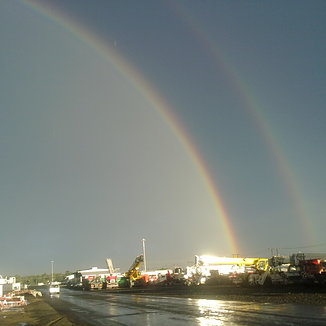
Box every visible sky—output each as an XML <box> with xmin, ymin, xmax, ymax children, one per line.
<box><xmin>1</xmin><ymin>0</ymin><xmax>326</xmax><ymax>275</ymax></box>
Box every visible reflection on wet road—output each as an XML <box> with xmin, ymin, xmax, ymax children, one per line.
<box><xmin>48</xmin><ymin>288</ymin><xmax>326</xmax><ymax>325</ymax></box>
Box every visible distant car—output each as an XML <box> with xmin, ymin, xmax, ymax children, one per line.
<box><xmin>49</xmin><ymin>284</ymin><xmax>60</xmax><ymax>294</ymax></box>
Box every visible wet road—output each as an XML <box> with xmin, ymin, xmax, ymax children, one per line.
<box><xmin>47</xmin><ymin>288</ymin><xmax>326</xmax><ymax>325</ymax></box>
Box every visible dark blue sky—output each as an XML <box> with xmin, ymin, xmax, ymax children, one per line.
<box><xmin>1</xmin><ymin>0</ymin><xmax>326</xmax><ymax>275</ymax></box>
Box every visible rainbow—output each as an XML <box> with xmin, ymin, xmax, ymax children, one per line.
<box><xmin>21</xmin><ymin>0</ymin><xmax>239</xmax><ymax>254</ymax></box>
<box><xmin>170</xmin><ymin>2</ymin><xmax>315</xmax><ymax>244</ymax></box>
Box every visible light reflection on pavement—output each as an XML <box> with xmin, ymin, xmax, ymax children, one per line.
<box><xmin>195</xmin><ymin>298</ymin><xmax>326</xmax><ymax>325</ymax></box>
<box><xmin>46</xmin><ymin>288</ymin><xmax>326</xmax><ymax>325</ymax></box>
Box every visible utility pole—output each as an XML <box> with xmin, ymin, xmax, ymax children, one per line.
<box><xmin>142</xmin><ymin>238</ymin><xmax>147</xmax><ymax>272</ymax></box>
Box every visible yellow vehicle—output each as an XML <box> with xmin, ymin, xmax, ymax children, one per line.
<box><xmin>242</xmin><ymin>258</ymin><xmax>269</xmax><ymax>271</ymax></box>
<box><xmin>126</xmin><ymin>254</ymin><xmax>144</xmax><ymax>279</ymax></box>
<box><xmin>186</xmin><ymin>255</ymin><xmax>269</xmax><ymax>285</ymax></box>
<box><xmin>119</xmin><ymin>255</ymin><xmax>144</xmax><ymax>287</ymax></box>
<box><xmin>195</xmin><ymin>255</ymin><xmax>268</xmax><ymax>273</ymax></box>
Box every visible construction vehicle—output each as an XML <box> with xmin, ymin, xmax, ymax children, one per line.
<box><xmin>85</xmin><ymin>276</ymin><xmax>107</xmax><ymax>290</ymax></box>
<box><xmin>167</xmin><ymin>267</ymin><xmax>188</xmax><ymax>286</ymax></box>
<box><xmin>229</xmin><ymin>258</ymin><xmax>269</xmax><ymax>285</ymax></box>
<box><xmin>119</xmin><ymin>255</ymin><xmax>144</xmax><ymax>288</ymax></box>
<box><xmin>185</xmin><ymin>255</ymin><xmax>268</xmax><ymax>285</ymax></box>
<box><xmin>245</xmin><ymin>253</ymin><xmax>326</xmax><ymax>286</ymax></box>
<box><xmin>77</xmin><ymin>266</ymin><xmax>114</xmax><ymax>290</ymax></box>
<box><xmin>65</xmin><ymin>272</ymin><xmax>83</xmax><ymax>289</ymax></box>
<box><xmin>300</xmin><ymin>259</ymin><xmax>326</xmax><ymax>284</ymax></box>
<box><xmin>104</xmin><ymin>258</ymin><xmax>119</xmax><ymax>288</ymax></box>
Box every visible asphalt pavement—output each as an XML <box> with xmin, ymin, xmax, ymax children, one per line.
<box><xmin>44</xmin><ymin>288</ymin><xmax>326</xmax><ymax>325</ymax></box>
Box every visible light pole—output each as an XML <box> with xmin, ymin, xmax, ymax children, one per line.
<box><xmin>51</xmin><ymin>260</ymin><xmax>54</xmax><ymax>284</ymax></box>
<box><xmin>142</xmin><ymin>238</ymin><xmax>147</xmax><ymax>272</ymax></box>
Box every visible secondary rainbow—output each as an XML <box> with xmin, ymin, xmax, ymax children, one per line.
<box><xmin>170</xmin><ymin>2</ymin><xmax>315</xmax><ymax>244</ymax></box>
<box><xmin>21</xmin><ymin>0</ymin><xmax>239</xmax><ymax>254</ymax></box>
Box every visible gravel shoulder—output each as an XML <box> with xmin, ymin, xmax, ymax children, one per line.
<box><xmin>0</xmin><ymin>295</ymin><xmax>75</xmax><ymax>326</ymax></box>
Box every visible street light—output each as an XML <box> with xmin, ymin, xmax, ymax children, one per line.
<box><xmin>51</xmin><ymin>260</ymin><xmax>54</xmax><ymax>284</ymax></box>
<box><xmin>142</xmin><ymin>238</ymin><xmax>147</xmax><ymax>272</ymax></box>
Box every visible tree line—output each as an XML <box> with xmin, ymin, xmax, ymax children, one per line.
<box><xmin>14</xmin><ymin>271</ymin><xmax>72</xmax><ymax>286</ymax></box>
